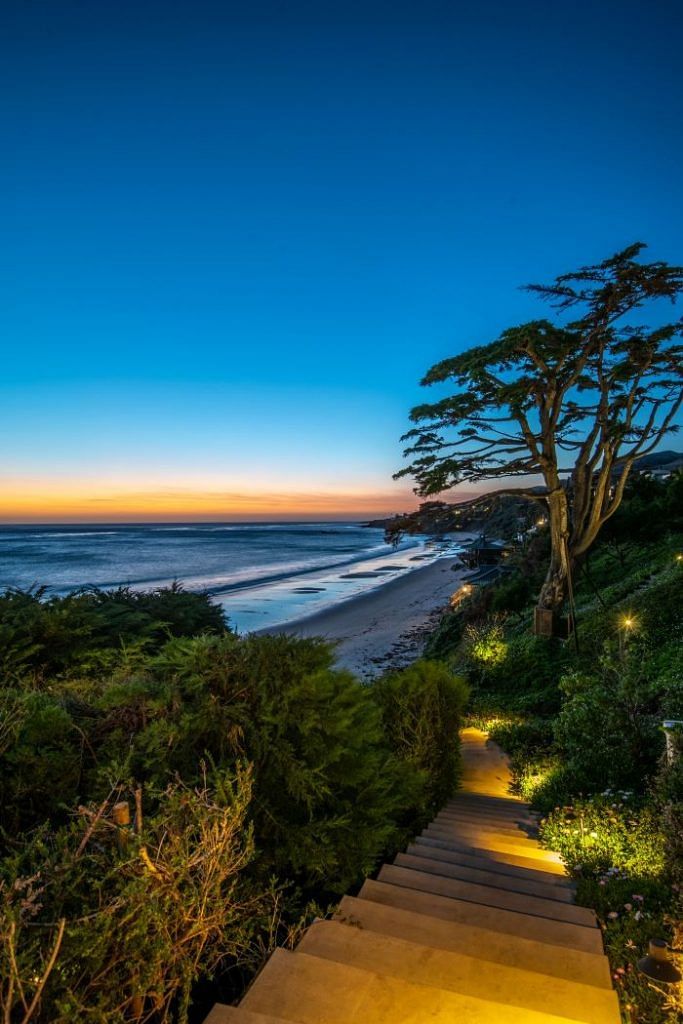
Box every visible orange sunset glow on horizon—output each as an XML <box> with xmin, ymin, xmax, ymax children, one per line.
<box><xmin>0</xmin><ymin>479</ymin><xmax>436</xmax><ymax>524</ymax></box>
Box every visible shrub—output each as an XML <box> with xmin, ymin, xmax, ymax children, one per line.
<box><xmin>462</xmin><ymin>618</ymin><xmax>508</xmax><ymax>669</ymax></box>
<box><xmin>554</xmin><ymin>652</ymin><xmax>666</xmax><ymax>794</ymax></box>
<box><xmin>539</xmin><ymin>794</ymin><xmax>667</xmax><ymax>880</ymax></box>
<box><xmin>0</xmin><ymin>764</ymin><xmax>273</xmax><ymax>1024</ymax></box>
<box><xmin>1</xmin><ymin>624</ymin><xmax>450</xmax><ymax>1020</ymax></box>
<box><xmin>235</xmin><ymin>634</ymin><xmax>421</xmax><ymax>894</ymax></box>
<box><xmin>0</xmin><ymin>585</ymin><xmax>228</xmax><ymax>680</ymax></box>
<box><xmin>490</xmin><ymin>576</ymin><xmax>534</xmax><ymax>617</ymax></box>
<box><xmin>0</xmin><ymin>692</ymin><xmax>83</xmax><ymax>833</ymax></box>
<box><xmin>373</xmin><ymin>660</ymin><xmax>469</xmax><ymax>813</ymax></box>
<box><xmin>1</xmin><ymin>630</ymin><xmax>433</xmax><ymax>901</ymax></box>
<box><xmin>458</xmin><ymin>622</ymin><xmax>567</xmax><ymax>716</ymax></box>
<box><xmin>423</xmin><ymin>607</ymin><xmax>466</xmax><ymax>660</ymax></box>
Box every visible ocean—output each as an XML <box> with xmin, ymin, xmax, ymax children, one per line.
<box><xmin>0</xmin><ymin>522</ymin><xmax>465</xmax><ymax>632</ymax></box>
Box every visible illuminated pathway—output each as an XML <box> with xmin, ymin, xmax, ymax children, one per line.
<box><xmin>204</xmin><ymin>728</ymin><xmax>620</xmax><ymax>1024</ymax></box>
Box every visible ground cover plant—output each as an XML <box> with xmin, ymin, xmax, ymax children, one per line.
<box><xmin>0</xmin><ymin>583</ymin><xmax>468</xmax><ymax>1022</ymax></box>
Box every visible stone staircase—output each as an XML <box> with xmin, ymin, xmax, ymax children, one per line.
<box><xmin>203</xmin><ymin>728</ymin><xmax>620</xmax><ymax>1024</ymax></box>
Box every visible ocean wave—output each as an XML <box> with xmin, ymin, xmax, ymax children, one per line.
<box><xmin>2</xmin><ymin>531</ymin><xmax>120</xmax><ymax>539</ymax></box>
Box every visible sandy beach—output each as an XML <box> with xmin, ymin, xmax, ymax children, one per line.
<box><xmin>263</xmin><ymin>555</ymin><xmax>469</xmax><ymax>679</ymax></box>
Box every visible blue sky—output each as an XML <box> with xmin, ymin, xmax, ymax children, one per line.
<box><xmin>2</xmin><ymin>0</ymin><xmax>682</xmax><ymax>519</ymax></box>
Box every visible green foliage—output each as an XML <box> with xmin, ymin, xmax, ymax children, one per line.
<box><xmin>1</xmin><ymin>629</ymin><xmax>435</xmax><ymax>899</ymax></box>
<box><xmin>0</xmin><ymin>693</ymin><xmax>83</xmax><ymax>833</ymax></box>
<box><xmin>373</xmin><ymin>661</ymin><xmax>469</xmax><ymax>813</ymax></box>
<box><xmin>539</xmin><ymin>794</ymin><xmax>667</xmax><ymax>880</ymax></box>
<box><xmin>456</xmin><ymin>620</ymin><xmax>568</xmax><ymax>718</ymax></box>
<box><xmin>0</xmin><ymin>765</ymin><xmax>273</xmax><ymax>1024</ymax></box>
<box><xmin>600</xmin><ymin>471</ymin><xmax>683</xmax><ymax>547</ymax></box>
<box><xmin>462</xmin><ymin>619</ymin><xmax>508</xmax><ymax>667</ymax></box>
<box><xmin>0</xmin><ymin>584</ymin><xmax>227</xmax><ymax>679</ymax></box>
<box><xmin>423</xmin><ymin>607</ymin><xmax>466</xmax><ymax>660</ymax></box>
<box><xmin>489</xmin><ymin>575</ymin><xmax>533</xmax><ymax>617</ymax></box>
<box><xmin>0</xmin><ymin>585</ymin><xmax>471</xmax><ymax>1019</ymax></box>
<box><xmin>234</xmin><ymin>634</ymin><xmax>422</xmax><ymax>894</ymax></box>
<box><xmin>539</xmin><ymin>793</ymin><xmax>679</xmax><ymax>1024</ymax></box>
<box><xmin>554</xmin><ymin>652</ymin><xmax>667</xmax><ymax>793</ymax></box>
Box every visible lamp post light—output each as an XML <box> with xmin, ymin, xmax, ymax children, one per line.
<box><xmin>618</xmin><ymin>615</ymin><xmax>636</xmax><ymax>659</ymax></box>
<box><xmin>637</xmin><ymin>939</ymin><xmax>682</xmax><ymax>985</ymax></box>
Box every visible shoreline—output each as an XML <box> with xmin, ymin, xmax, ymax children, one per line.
<box><xmin>259</xmin><ymin>555</ymin><xmax>468</xmax><ymax>679</ymax></box>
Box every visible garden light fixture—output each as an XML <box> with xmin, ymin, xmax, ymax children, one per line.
<box><xmin>618</xmin><ymin>614</ymin><xmax>637</xmax><ymax>658</ymax></box>
<box><xmin>637</xmin><ymin>939</ymin><xmax>682</xmax><ymax>985</ymax></box>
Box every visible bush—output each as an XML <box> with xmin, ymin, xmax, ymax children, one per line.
<box><xmin>457</xmin><ymin>621</ymin><xmax>567</xmax><ymax>717</ymax></box>
<box><xmin>234</xmin><ymin>635</ymin><xmax>422</xmax><ymax>894</ymax></box>
<box><xmin>0</xmin><ymin>765</ymin><xmax>274</xmax><ymax>1024</ymax></box>
<box><xmin>0</xmin><ymin>585</ymin><xmax>228</xmax><ymax>680</ymax></box>
<box><xmin>490</xmin><ymin>576</ymin><xmax>534</xmax><ymax>617</ymax></box>
<box><xmin>539</xmin><ymin>794</ymin><xmax>667</xmax><ymax>880</ymax></box>
<box><xmin>423</xmin><ymin>607</ymin><xmax>466</xmax><ymax>660</ymax></box>
<box><xmin>373</xmin><ymin>660</ymin><xmax>469</xmax><ymax>813</ymax></box>
<box><xmin>554</xmin><ymin>651</ymin><xmax>666</xmax><ymax>794</ymax></box>
<box><xmin>1</xmin><ymin>631</ymin><xmax>430</xmax><ymax>899</ymax></box>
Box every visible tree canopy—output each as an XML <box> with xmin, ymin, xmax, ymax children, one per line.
<box><xmin>397</xmin><ymin>244</ymin><xmax>683</xmax><ymax>623</ymax></box>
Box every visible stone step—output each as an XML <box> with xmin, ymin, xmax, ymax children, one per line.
<box><xmin>378</xmin><ymin>862</ymin><xmax>596</xmax><ymax>927</ymax></box>
<box><xmin>241</xmin><ymin>947</ymin><xmax>603</xmax><ymax>1024</ymax></box>
<box><xmin>426</xmin><ymin>821</ymin><xmax>541</xmax><ymax>847</ymax></box>
<box><xmin>360</xmin><ymin>877</ymin><xmax>603</xmax><ymax>954</ymax></box>
<box><xmin>395</xmin><ymin>850</ymin><xmax>573</xmax><ymax>903</ymax></box>
<box><xmin>336</xmin><ymin>895</ymin><xmax>611</xmax><ymax>989</ymax></box>
<box><xmin>447</xmin><ymin>793</ymin><xmax>529</xmax><ymax>811</ymax></box>
<box><xmin>414</xmin><ymin>833</ymin><xmax>567</xmax><ymax>874</ymax></box>
<box><xmin>440</xmin><ymin>802</ymin><xmax>536</xmax><ymax>819</ymax></box>
<box><xmin>433</xmin><ymin>812</ymin><xmax>538</xmax><ymax>837</ymax></box>
<box><xmin>407</xmin><ymin>840</ymin><xmax>573</xmax><ymax>888</ymax></box>
<box><xmin>203</xmin><ymin>1007</ymin><xmax>291</xmax><ymax>1024</ymax></box>
<box><xmin>299</xmin><ymin>919</ymin><xmax>620</xmax><ymax>1023</ymax></box>
<box><xmin>422</xmin><ymin>826</ymin><xmax>566</xmax><ymax>865</ymax></box>
<box><xmin>446</xmin><ymin>806</ymin><xmax>536</xmax><ymax>823</ymax></box>
<box><xmin>444</xmin><ymin>809</ymin><xmax>535</xmax><ymax>825</ymax></box>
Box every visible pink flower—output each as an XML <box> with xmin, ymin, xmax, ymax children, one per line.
<box><xmin>607</xmin><ymin>911</ymin><xmax>619</xmax><ymax>920</ymax></box>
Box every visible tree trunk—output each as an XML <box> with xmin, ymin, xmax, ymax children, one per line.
<box><xmin>534</xmin><ymin>487</ymin><xmax>571</xmax><ymax>636</ymax></box>
<box><xmin>537</xmin><ymin>555</ymin><xmax>569</xmax><ymax>612</ymax></box>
